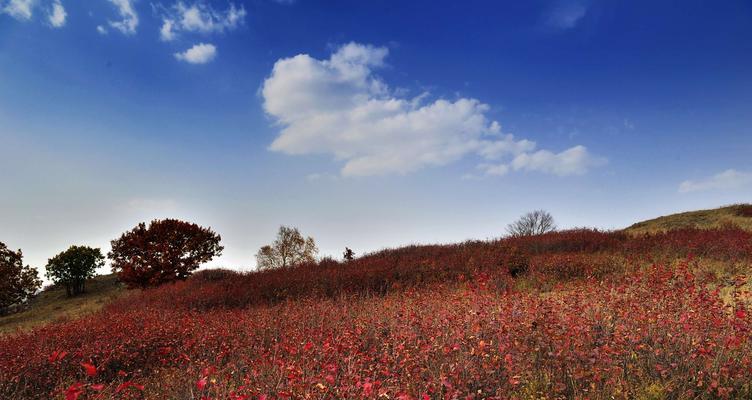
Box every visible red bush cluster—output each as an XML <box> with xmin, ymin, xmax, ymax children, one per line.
<box><xmin>733</xmin><ymin>204</ymin><xmax>752</xmax><ymax>218</ymax></box>
<box><xmin>1</xmin><ymin>228</ymin><xmax>751</xmax><ymax>399</ymax></box>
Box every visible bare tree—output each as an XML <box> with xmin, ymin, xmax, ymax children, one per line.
<box><xmin>256</xmin><ymin>226</ymin><xmax>318</xmax><ymax>270</ymax></box>
<box><xmin>506</xmin><ymin>210</ymin><xmax>556</xmax><ymax>237</ymax></box>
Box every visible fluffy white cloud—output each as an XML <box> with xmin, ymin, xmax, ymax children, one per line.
<box><xmin>47</xmin><ymin>0</ymin><xmax>65</xmax><ymax>27</ymax></box>
<box><xmin>2</xmin><ymin>0</ymin><xmax>67</xmax><ymax>28</ymax></box>
<box><xmin>174</xmin><ymin>42</ymin><xmax>216</xmax><ymax>64</ymax></box>
<box><xmin>107</xmin><ymin>0</ymin><xmax>138</xmax><ymax>35</ymax></box>
<box><xmin>679</xmin><ymin>169</ymin><xmax>752</xmax><ymax>193</ymax></box>
<box><xmin>3</xmin><ymin>0</ymin><xmax>35</xmax><ymax>20</ymax></box>
<box><xmin>96</xmin><ymin>25</ymin><xmax>108</xmax><ymax>34</ymax></box>
<box><xmin>157</xmin><ymin>1</ymin><xmax>246</xmax><ymax>41</ymax></box>
<box><xmin>262</xmin><ymin>42</ymin><xmax>605</xmax><ymax>177</ymax></box>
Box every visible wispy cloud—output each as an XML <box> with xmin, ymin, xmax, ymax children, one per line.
<box><xmin>544</xmin><ymin>1</ymin><xmax>587</xmax><ymax>30</ymax></box>
<box><xmin>262</xmin><ymin>42</ymin><xmax>606</xmax><ymax>177</ymax></box>
<box><xmin>174</xmin><ymin>42</ymin><xmax>217</xmax><ymax>64</ymax></box>
<box><xmin>107</xmin><ymin>0</ymin><xmax>138</xmax><ymax>35</ymax></box>
<box><xmin>679</xmin><ymin>169</ymin><xmax>752</xmax><ymax>193</ymax></box>
<box><xmin>481</xmin><ymin>145</ymin><xmax>606</xmax><ymax>177</ymax></box>
<box><xmin>156</xmin><ymin>1</ymin><xmax>246</xmax><ymax>41</ymax></box>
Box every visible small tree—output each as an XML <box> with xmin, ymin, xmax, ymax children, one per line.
<box><xmin>0</xmin><ymin>242</ymin><xmax>41</xmax><ymax>312</ymax></box>
<box><xmin>108</xmin><ymin>219</ymin><xmax>223</xmax><ymax>288</ymax></box>
<box><xmin>507</xmin><ymin>210</ymin><xmax>557</xmax><ymax>237</ymax></box>
<box><xmin>343</xmin><ymin>247</ymin><xmax>355</xmax><ymax>262</ymax></box>
<box><xmin>45</xmin><ymin>246</ymin><xmax>104</xmax><ymax>297</ymax></box>
<box><xmin>256</xmin><ymin>226</ymin><xmax>318</xmax><ymax>270</ymax></box>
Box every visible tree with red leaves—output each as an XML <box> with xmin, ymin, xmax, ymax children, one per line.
<box><xmin>0</xmin><ymin>241</ymin><xmax>41</xmax><ymax>313</ymax></box>
<box><xmin>108</xmin><ymin>219</ymin><xmax>223</xmax><ymax>288</ymax></box>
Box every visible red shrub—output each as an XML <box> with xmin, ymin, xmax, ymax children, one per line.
<box><xmin>734</xmin><ymin>204</ymin><xmax>752</xmax><ymax>218</ymax></box>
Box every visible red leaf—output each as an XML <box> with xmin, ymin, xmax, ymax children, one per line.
<box><xmin>81</xmin><ymin>362</ymin><xmax>97</xmax><ymax>377</ymax></box>
<box><xmin>197</xmin><ymin>377</ymin><xmax>208</xmax><ymax>391</ymax></box>
<box><xmin>65</xmin><ymin>383</ymin><xmax>84</xmax><ymax>400</ymax></box>
<box><xmin>116</xmin><ymin>381</ymin><xmax>144</xmax><ymax>393</ymax></box>
<box><xmin>91</xmin><ymin>384</ymin><xmax>105</xmax><ymax>391</ymax></box>
<box><xmin>49</xmin><ymin>350</ymin><xmax>68</xmax><ymax>363</ymax></box>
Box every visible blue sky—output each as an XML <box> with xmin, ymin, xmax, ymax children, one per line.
<box><xmin>1</xmin><ymin>0</ymin><xmax>751</xmax><ymax>273</ymax></box>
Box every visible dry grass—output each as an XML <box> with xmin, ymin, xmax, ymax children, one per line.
<box><xmin>0</xmin><ymin>274</ymin><xmax>127</xmax><ymax>335</ymax></box>
<box><xmin>625</xmin><ymin>204</ymin><xmax>752</xmax><ymax>234</ymax></box>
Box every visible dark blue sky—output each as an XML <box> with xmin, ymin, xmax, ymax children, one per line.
<box><xmin>1</xmin><ymin>0</ymin><xmax>751</xmax><ymax>271</ymax></box>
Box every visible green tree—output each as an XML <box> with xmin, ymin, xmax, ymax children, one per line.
<box><xmin>256</xmin><ymin>226</ymin><xmax>318</xmax><ymax>270</ymax></box>
<box><xmin>0</xmin><ymin>241</ymin><xmax>41</xmax><ymax>313</ymax></box>
<box><xmin>45</xmin><ymin>246</ymin><xmax>104</xmax><ymax>297</ymax></box>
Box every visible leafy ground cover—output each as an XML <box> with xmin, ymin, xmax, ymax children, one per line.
<box><xmin>1</xmin><ymin>228</ymin><xmax>751</xmax><ymax>399</ymax></box>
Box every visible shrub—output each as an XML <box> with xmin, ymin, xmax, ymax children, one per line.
<box><xmin>529</xmin><ymin>253</ymin><xmax>621</xmax><ymax>281</ymax></box>
<box><xmin>189</xmin><ymin>268</ymin><xmax>242</xmax><ymax>283</ymax></box>
<box><xmin>499</xmin><ymin>244</ymin><xmax>529</xmax><ymax>277</ymax></box>
<box><xmin>733</xmin><ymin>204</ymin><xmax>752</xmax><ymax>218</ymax></box>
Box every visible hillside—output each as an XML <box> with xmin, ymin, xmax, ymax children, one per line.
<box><xmin>4</xmin><ymin>206</ymin><xmax>748</xmax><ymax>337</ymax></box>
<box><xmin>2</xmin><ymin>227</ymin><xmax>752</xmax><ymax>399</ymax></box>
<box><xmin>0</xmin><ymin>274</ymin><xmax>125</xmax><ymax>335</ymax></box>
<box><xmin>625</xmin><ymin>203</ymin><xmax>752</xmax><ymax>234</ymax></box>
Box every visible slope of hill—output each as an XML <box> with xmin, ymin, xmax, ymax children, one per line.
<box><xmin>625</xmin><ymin>203</ymin><xmax>752</xmax><ymax>234</ymax></box>
<box><xmin>2</xmin><ymin>227</ymin><xmax>752</xmax><ymax>399</ymax></box>
<box><xmin>0</xmin><ymin>274</ymin><xmax>125</xmax><ymax>335</ymax></box>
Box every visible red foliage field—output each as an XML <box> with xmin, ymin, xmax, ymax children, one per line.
<box><xmin>1</xmin><ymin>228</ymin><xmax>751</xmax><ymax>399</ymax></box>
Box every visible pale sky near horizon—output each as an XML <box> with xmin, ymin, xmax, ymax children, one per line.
<box><xmin>1</xmin><ymin>0</ymin><xmax>751</xmax><ymax>276</ymax></box>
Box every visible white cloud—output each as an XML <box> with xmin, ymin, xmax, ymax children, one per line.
<box><xmin>47</xmin><ymin>0</ymin><xmax>65</xmax><ymax>27</ymax></box>
<box><xmin>174</xmin><ymin>42</ymin><xmax>217</xmax><ymax>64</ymax></box>
<box><xmin>3</xmin><ymin>0</ymin><xmax>35</xmax><ymax>20</ymax></box>
<box><xmin>107</xmin><ymin>0</ymin><xmax>138</xmax><ymax>35</ymax></box>
<box><xmin>160</xmin><ymin>19</ymin><xmax>175</xmax><ymax>41</ymax></box>
<box><xmin>96</xmin><ymin>25</ymin><xmax>108</xmax><ymax>34</ymax></box>
<box><xmin>679</xmin><ymin>169</ymin><xmax>752</xmax><ymax>193</ymax></box>
<box><xmin>545</xmin><ymin>1</ymin><xmax>587</xmax><ymax>30</ymax></box>
<box><xmin>157</xmin><ymin>1</ymin><xmax>246</xmax><ymax>41</ymax></box>
<box><xmin>477</xmin><ymin>163</ymin><xmax>510</xmax><ymax>177</ymax></box>
<box><xmin>509</xmin><ymin>145</ymin><xmax>605</xmax><ymax>176</ymax></box>
<box><xmin>262</xmin><ymin>42</ymin><xmax>605</xmax><ymax>177</ymax></box>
